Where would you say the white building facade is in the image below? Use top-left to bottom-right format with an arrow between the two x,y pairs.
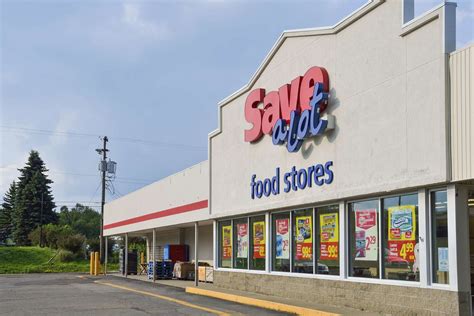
104,1 -> 474,314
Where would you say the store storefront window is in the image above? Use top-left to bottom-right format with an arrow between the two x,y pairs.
382,194 -> 419,281
316,205 -> 339,275
431,190 -> 449,284
218,220 -> 232,268
233,218 -> 248,269
250,216 -> 266,270
272,212 -> 290,272
292,209 -> 313,274
349,199 -> 379,278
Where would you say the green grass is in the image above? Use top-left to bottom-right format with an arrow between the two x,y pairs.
0,246 -> 118,274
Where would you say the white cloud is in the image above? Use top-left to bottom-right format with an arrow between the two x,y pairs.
0,164 -> 20,193
48,110 -> 79,146
121,3 -> 170,40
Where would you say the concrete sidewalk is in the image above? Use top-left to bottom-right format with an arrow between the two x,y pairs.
107,274 -> 381,315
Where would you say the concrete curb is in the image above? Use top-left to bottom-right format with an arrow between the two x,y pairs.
185,287 -> 341,316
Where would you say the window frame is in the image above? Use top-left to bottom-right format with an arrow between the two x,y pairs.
428,188 -> 450,286
215,189 -> 452,288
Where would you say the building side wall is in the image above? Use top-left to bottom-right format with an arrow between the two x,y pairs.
184,225 -> 213,265
144,225 -> 213,264
104,161 -> 209,236
214,271 -> 470,315
451,45 -> 474,182
210,1 -> 449,218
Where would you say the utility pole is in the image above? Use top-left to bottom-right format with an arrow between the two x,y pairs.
97,136 -> 108,264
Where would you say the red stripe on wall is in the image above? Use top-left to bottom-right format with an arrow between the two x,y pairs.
103,199 -> 208,230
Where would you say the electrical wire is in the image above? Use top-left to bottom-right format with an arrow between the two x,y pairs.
0,125 -> 206,150
0,166 -> 155,184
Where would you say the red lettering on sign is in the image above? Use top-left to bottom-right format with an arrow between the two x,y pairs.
244,66 -> 329,142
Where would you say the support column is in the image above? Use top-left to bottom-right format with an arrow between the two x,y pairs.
339,201 -> 347,279
448,185 -> 470,293
418,189 -> 429,287
153,229 -> 156,282
213,220 -> 217,269
195,221 -> 199,287
265,212 -> 271,272
125,233 -> 128,278
104,236 -> 108,276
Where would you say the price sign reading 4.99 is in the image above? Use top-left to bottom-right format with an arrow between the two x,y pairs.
387,205 -> 416,263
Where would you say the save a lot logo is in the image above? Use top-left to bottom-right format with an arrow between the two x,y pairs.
244,66 -> 334,152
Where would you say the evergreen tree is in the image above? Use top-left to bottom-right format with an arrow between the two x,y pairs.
12,150 -> 57,245
0,181 -> 17,243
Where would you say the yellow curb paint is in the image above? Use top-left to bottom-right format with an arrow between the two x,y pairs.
185,287 -> 341,316
94,281 -> 230,316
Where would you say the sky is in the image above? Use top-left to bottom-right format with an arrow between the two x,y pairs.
1,0 -> 473,212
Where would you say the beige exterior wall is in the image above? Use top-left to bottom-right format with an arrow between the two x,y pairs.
104,160 -> 208,236
209,0 -> 454,218
214,271 -> 470,315
451,44 -> 474,182
184,225 -> 213,265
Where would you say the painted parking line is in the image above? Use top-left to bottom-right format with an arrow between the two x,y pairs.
94,281 -> 231,316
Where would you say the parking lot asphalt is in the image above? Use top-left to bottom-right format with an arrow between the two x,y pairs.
0,273 -> 289,315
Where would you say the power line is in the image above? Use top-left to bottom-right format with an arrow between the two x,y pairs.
88,181 -> 102,205
0,125 -> 206,150
0,166 -> 155,184
55,201 -> 101,203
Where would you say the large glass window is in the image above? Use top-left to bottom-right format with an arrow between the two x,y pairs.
250,216 -> 266,270
233,218 -> 248,269
349,199 -> 379,278
292,209 -> 313,274
431,190 -> 449,284
316,205 -> 339,275
272,212 -> 290,272
218,221 -> 232,268
382,194 -> 419,281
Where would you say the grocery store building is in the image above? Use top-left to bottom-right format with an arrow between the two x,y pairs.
104,0 -> 474,314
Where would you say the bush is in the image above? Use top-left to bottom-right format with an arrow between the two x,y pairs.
87,237 -> 100,252
45,225 -> 74,249
57,249 -> 76,262
57,234 -> 85,254
28,224 -> 74,248
28,229 -> 41,246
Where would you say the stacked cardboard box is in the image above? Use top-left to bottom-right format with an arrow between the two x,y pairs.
173,262 -> 195,280
198,266 -> 214,283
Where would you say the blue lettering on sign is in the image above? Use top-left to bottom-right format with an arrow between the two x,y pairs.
250,161 -> 333,199
272,82 -> 329,152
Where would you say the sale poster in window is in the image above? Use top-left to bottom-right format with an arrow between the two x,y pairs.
275,219 -> 290,259
253,221 -> 265,259
236,223 -> 248,258
319,213 -> 339,261
387,205 -> 416,263
355,209 -> 378,261
222,225 -> 232,259
296,216 -> 313,261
